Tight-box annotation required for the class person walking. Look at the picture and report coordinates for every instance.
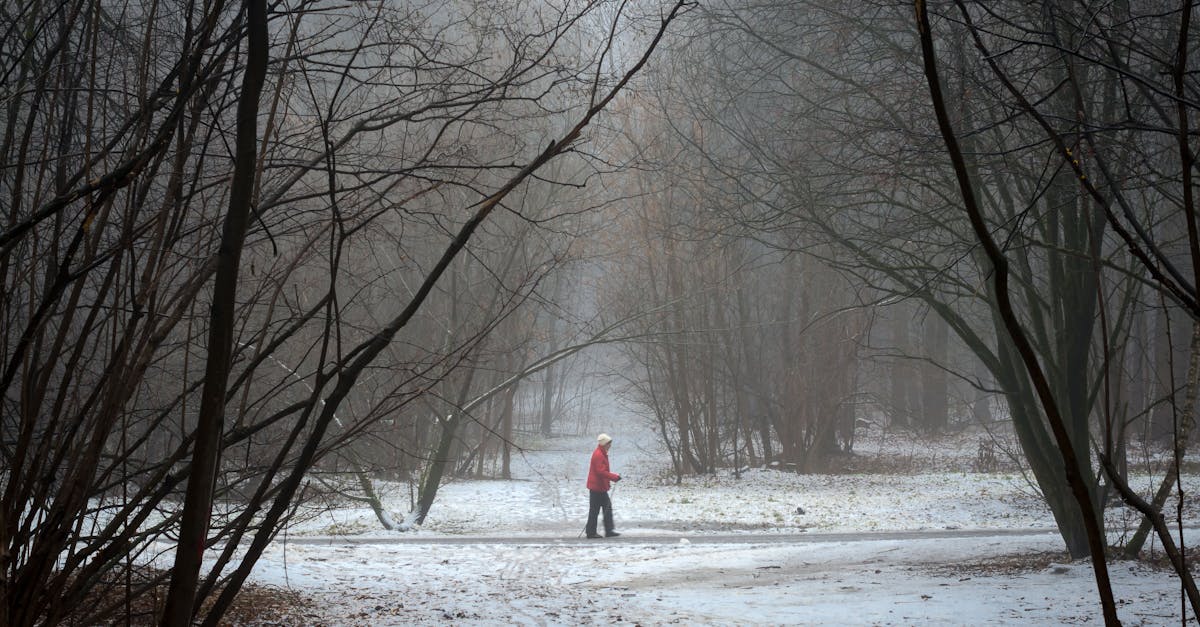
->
[585,433,621,538]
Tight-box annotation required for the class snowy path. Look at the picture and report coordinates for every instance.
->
[250,423,1198,624]
[251,528,1187,626]
[281,526,1064,546]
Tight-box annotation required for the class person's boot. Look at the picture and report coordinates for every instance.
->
[605,530,620,537]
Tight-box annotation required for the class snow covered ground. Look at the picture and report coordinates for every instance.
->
[242,417,1199,625]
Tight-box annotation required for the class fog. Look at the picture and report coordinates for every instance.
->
[2,0,1198,624]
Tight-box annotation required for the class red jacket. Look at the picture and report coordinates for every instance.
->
[587,445,620,492]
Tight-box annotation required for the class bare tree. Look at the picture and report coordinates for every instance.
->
[161,0,270,621]
[0,0,689,623]
[633,0,1196,572]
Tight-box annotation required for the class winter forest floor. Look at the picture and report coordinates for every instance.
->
[226,416,1199,625]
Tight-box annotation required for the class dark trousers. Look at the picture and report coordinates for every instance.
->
[586,490,614,535]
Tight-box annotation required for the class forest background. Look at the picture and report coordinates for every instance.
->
[3,1,1200,625]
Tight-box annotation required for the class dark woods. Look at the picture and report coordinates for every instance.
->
[0,0,687,624]
[3,0,1200,625]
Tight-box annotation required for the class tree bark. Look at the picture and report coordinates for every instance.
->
[160,0,268,622]
[1123,322,1200,559]
[890,302,915,429]
[916,4,1121,624]
[919,313,949,433]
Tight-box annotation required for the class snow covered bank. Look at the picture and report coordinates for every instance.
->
[241,422,1198,625]
[283,426,1192,540]
[250,532,1188,625]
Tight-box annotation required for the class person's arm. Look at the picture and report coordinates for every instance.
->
[593,450,620,481]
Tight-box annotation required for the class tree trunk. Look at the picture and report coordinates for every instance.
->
[916,7,1120,621]
[414,413,463,525]
[889,302,915,429]
[736,285,773,463]
[1151,305,1188,441]
[415,367,478,525]
[357,467,396,531]
[1123,322,1200,558]
[500,377,516,480]
[919,312,949,432]
[539,275,563,437]
[970,360,993,424]
[160,0,268,621]
[664,237,698,473]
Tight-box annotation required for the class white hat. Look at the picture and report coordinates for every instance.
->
[597,433,612,445]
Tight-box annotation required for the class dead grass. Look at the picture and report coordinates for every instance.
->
[61,566,320,626]
[926,550,1075,577]
[925,548,1193,580]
